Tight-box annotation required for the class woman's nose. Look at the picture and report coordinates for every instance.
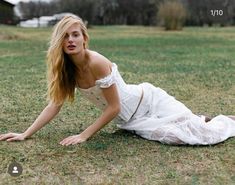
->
[68,35,73,42]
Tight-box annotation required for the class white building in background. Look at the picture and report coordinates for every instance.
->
[19,18,38,27]
[19,12,75,28]
[19,16,55,27]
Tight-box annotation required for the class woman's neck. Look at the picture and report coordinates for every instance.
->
[69,49,89,71]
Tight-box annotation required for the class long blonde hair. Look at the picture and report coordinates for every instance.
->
[46,15,89,105]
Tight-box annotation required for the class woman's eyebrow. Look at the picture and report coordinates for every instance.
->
[66,31,80,35]
[71,31,80,33]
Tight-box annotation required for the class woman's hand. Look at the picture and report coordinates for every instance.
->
[0,133,26,142]
[59,134,87,146]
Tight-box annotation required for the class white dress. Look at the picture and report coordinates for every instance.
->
[78,63,235,145]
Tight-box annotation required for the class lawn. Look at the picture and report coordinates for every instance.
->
[0,25,235,184]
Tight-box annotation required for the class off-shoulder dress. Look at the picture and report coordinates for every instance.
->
[78,63,235,145]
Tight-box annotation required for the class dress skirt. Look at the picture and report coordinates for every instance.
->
[116,83,235,145]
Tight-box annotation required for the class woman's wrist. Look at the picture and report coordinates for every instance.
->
[79,132,89,141]
[22,132,29,139]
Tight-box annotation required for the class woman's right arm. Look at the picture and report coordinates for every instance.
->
[0,101,62,142]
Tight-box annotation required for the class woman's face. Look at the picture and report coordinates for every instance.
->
[63,23,86,55]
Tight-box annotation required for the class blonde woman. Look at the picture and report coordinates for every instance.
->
[0,15,235,146]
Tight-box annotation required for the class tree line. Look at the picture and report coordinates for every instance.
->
[18,0,235,26]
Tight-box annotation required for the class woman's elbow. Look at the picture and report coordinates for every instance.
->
[108,104,120,116]
[113,104,121,116]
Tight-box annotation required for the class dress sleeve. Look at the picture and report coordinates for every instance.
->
[95,65,116,88]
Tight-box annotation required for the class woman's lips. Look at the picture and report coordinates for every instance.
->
[67,45,76,50]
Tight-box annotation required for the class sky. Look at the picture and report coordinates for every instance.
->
[7,0,51,5]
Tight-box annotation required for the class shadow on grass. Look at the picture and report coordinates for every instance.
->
[37,128,231,152]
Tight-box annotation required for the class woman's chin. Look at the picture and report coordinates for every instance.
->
[65,50,78,55]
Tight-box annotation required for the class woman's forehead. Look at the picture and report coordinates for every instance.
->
[66,23,82,33]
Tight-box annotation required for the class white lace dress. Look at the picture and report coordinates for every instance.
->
[78,63,235,145]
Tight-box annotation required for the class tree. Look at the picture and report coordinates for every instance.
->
[157,0,187,30]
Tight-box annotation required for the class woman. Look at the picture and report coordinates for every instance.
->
[0,15,235,146]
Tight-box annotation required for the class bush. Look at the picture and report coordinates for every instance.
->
[158,0,187,30]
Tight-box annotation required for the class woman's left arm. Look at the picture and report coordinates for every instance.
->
[60,85,120,146]
[60,59,120,146]
[80,85,120,138]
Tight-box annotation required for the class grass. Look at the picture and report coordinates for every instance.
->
[0,25,235,184]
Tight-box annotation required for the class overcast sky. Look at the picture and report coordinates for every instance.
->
[7,0,51,5]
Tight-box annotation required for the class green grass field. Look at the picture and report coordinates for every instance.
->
[0,25,235,184]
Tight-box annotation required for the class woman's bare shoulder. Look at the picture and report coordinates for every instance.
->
[88,50,112,79]
[89,50,112,66]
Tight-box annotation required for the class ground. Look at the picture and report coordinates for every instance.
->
[0,25,235,184]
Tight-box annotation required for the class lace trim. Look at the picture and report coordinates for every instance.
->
[95,63,117,88]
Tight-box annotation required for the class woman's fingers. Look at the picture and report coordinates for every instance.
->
[60,136,73,143]
[66,138,81,146]
[64,137,78,146]
[71,139,82,145]
[6,137,18,142]
[60,136,74,145]
[0,133,24,142]
[0,133,14,141]
[60,135,84,146]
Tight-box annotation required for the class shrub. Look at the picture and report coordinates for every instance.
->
[157,0,187,30]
